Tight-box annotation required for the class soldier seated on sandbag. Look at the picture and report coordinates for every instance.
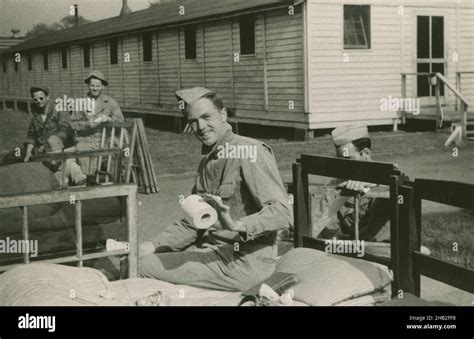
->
[311,125,391,242]
[138,87,292,292]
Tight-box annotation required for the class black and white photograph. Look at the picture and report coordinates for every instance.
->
[0,0,473,336]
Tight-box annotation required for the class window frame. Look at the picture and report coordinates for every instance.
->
[61,47,68,69]
[82,42,91,68]
[343,4,371,50]
[184,25,197,60]
[142,31,153,62]
[239,14,256,56]
[27,53,33,71]
[109,38,119,65]
[43,50,49,71]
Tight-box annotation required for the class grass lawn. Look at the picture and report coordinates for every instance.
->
[0,108,473,269]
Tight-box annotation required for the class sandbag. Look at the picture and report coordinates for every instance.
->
[0,263,134,306]
[0,163,62,222]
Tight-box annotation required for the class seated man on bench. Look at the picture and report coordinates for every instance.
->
[312,125,391,242]
[138,87,292,291]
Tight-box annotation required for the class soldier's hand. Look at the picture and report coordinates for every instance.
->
[202,194,245,232]
[138,241,156,257]
[338,180,376,194]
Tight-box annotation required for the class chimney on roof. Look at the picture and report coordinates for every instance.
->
[120,0,132,16]
[74,4,79,26]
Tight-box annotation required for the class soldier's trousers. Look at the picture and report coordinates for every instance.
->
[138,239,278,292]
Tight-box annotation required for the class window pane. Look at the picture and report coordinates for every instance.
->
[184,26,196,60]
[344,5,370,49]
[110,39,118,65]
[28,53,32,71]
[417,16,430,58]
[417,63,430,97]
[240,15,255,55]
[83,43,91,68]
[61,47,68,69]
[2,59,6,73]
[143,32,153,62]
[432,63,445,96]
[43,51,49,70]
[431,16,444,58]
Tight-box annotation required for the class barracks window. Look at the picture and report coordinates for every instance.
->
[2,59,6,73]
[27,53,32,71]
[61,47,68,69]
[142,32,153,62]
[239,15,256,55]
[344,5,371,49]
[184,26,197,60]
[110,38,118,65]
[83,43,91,68]
[43,50,49,70]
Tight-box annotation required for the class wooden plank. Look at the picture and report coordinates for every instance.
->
[413,252,474,294]
[0,184,137,209]
[138,119,159,192]
[22,206,29,264]
[414,179,474,210]
[300,155,401,185]
[301,237,391,267]
[31,148,121,162]
[75,200,83,267]
[126,187,138,278]
[0,250,131,272]
[292,162,310,248]
[136,123,150,194]
[125,121,138,183]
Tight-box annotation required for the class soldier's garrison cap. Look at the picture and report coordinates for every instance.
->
[331,125,370,147]
[175,87,215,106]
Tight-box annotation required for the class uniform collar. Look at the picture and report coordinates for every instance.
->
[87,92,109,102]
[201,122,233,158]
[32,100,54,117]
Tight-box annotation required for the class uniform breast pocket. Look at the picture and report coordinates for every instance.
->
[217,183,240,218]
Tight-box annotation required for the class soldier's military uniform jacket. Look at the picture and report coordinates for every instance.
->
[69,93,124,137]
[312,178,390,242]
[26,101,69,148]
[151,123,292,250]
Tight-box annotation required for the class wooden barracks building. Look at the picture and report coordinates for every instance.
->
[0,0,473,137]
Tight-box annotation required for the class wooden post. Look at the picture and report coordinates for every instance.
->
[461,102,468,145]
[293,162,310,248]
[455,72,461,111]
[401,74,407,123]
[354,195,360,241]
[22,206,30,264]
[75,200,83,267]
[262,15,268,111]
[389,175,400,297]
[397,185,417,295]
[127,186,138,278]
[433,76,442,129]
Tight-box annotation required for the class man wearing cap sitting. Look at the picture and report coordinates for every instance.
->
[68,70,124,176]
[3,86,70,165]
[312,125,391,242]
[138,87,292,291]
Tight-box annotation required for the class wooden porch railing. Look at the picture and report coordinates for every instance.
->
[401,72,471,146]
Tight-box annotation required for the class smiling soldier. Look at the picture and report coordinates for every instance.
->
[68,70,124,177]
[138,87,292,291]
[3,86,69,165]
